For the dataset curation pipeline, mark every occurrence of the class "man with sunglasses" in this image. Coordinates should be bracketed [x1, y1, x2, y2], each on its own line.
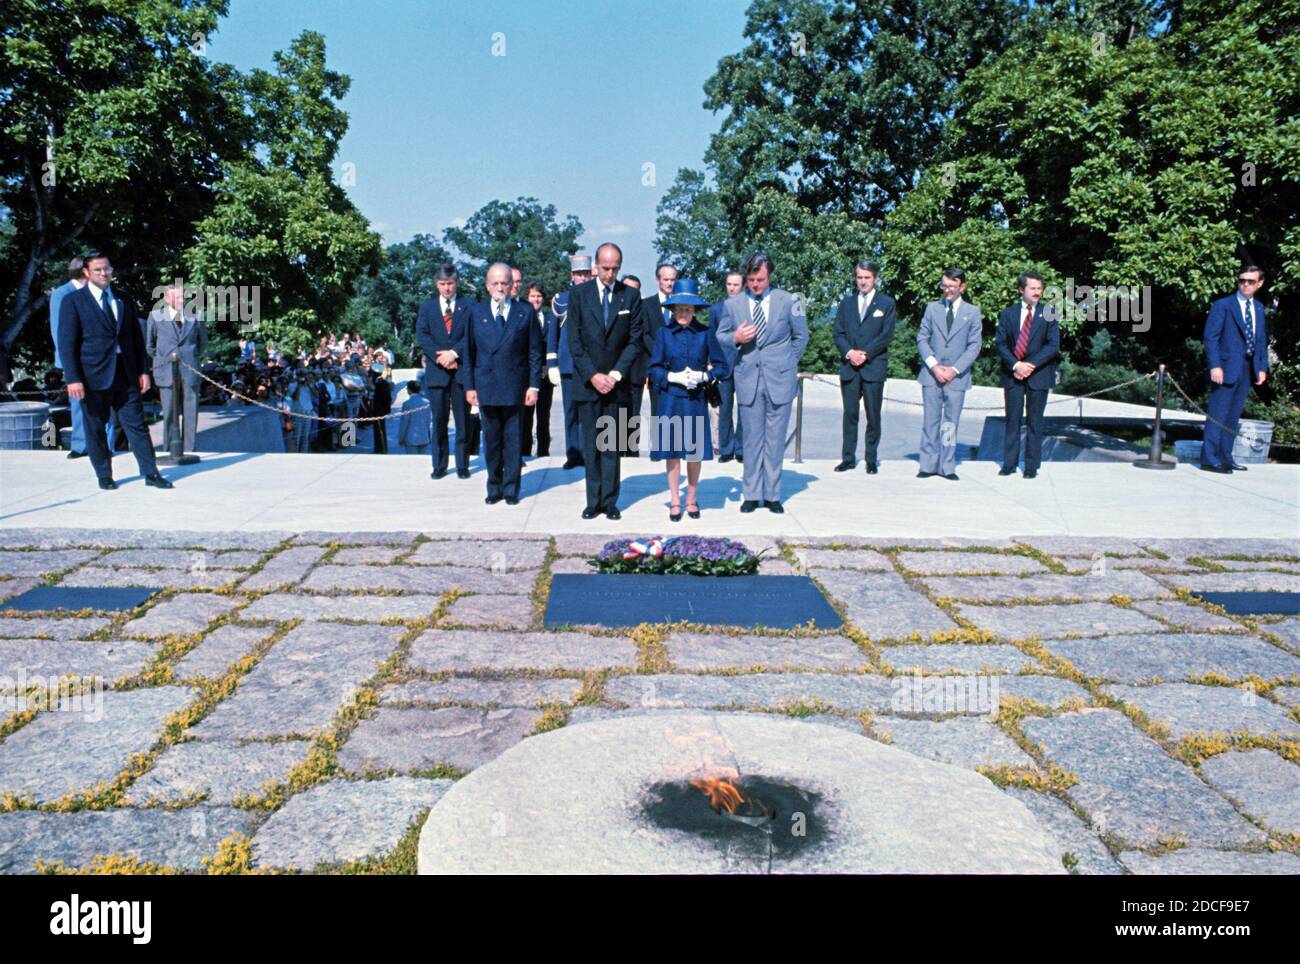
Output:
[1201, 265, 1269, 473]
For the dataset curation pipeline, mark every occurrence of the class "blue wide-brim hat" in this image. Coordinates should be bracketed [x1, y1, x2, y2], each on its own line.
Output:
[661, 278, 710, 308]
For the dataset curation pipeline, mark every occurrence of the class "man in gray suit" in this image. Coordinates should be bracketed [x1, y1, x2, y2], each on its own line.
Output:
[916, 267, 981, 480]
[715, 251, 809, 513]
[145, 281, 208, 453]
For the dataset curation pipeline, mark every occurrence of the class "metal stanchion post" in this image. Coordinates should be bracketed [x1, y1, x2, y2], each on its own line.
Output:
[1133, 363, 1176, 470]
[157, 355, 200, 466]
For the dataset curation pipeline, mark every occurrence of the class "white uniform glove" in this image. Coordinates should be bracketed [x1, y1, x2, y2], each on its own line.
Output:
[667, 370, 690, 387]
[548, 367, 561, 387]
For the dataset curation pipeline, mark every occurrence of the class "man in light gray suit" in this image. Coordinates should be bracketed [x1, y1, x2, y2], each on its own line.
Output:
[145, 281, 208, 453]
[917, 267, 981, 480]
[715, 251, 809, 513]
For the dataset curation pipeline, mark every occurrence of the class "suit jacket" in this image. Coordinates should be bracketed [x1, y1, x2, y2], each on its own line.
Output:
[917, 298, 982, 391]
[415, 296, 474, 389]
[145, 307, 209, 389]
[832, 289, 897, 382]
[1204, 294, 1268, 385]
[634, 293, 671, 382]
[463, 298, 542, 407]
[996, 302, 1060, 391]
[547, 290, 574, 375]
[707, 299, 738, 368]
[714, 289, 809, 407]
[49, 280, 81, 370]
[57, 284, 149, 391]
[565, 279, 644, 404]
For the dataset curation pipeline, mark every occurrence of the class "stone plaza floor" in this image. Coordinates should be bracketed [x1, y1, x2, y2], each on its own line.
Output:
[0, 528, 1298, 874]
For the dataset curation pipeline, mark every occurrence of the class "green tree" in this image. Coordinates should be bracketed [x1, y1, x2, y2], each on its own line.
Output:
[442, 197, 583, 299]
[653, 168, 743, 302]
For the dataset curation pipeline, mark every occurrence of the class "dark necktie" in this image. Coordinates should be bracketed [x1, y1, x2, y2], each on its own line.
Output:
[1014, 306, 1033, 360]
[945, 300, 954, 334]
[1244, 300, 1254, 349]
[859, 294, 868, 323]
[602, 286, 611, 328]
[100, 289, 114, 324]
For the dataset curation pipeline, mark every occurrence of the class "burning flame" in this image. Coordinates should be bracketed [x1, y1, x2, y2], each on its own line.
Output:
[692, 774, 746, 814]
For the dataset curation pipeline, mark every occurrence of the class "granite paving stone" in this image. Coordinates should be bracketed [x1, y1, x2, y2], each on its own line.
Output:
[791, 548, 893, 571]
[550, 556, 595, 575]
[1044, 633, 1300, 683]
[1208, 559, 1300, 572]
[1000, 788, 1124, 875]
[59, 567, 240, 590]
[1144, 538, 1300, 561]
[1019, 709, 1263, 848]
[1119, 850, 1300, 875]
[1060, 557, 1203, 575]
[0, 638, 158, 687]
[956, 602, 1165, 640]
[896, 551, 1047, 575]
[292, 531, 418, 546]
[665, 631, 868, 671]
[1010, 536, 1145, 558]
[0, 550, 101, 576]
[920, 570, 1167, 602]
[0, 529, 288, 550]
[240, 593, 443, 622]
[1100, 683, 1300, 739]
[331, 546, 408, 565]
[0, 686, 193, 804]
[565, 707, 871, 736]
[0, 616, 111, 639]
[1199, 749, 1300, 835]
[121, 593, 242, 638]
[96, 549, 263, 568]
[338, 705, 539, 773]
[408, 539, 549, 569]
[190, 623, 404, 740]
[888, 674, 1087, 713]
[1260, 617, 1300, 650]
[811, 570, 958, 638]
[877, 643, 1039, 674]
[239, 545, 330, 591]
[758, 559, 796, 575]
[1161, 572, 1300, 594]
[0, 806, 259, 874]
[1272, 685, 1300, 707]
[408, 629, 636, 672]
[869, 716, 1035, 770]
[252, 776, 450, 869]
[550, 534, 619, 556]
[1130, 599, 1245, 631]
[124, 739, 312, 805]
[302, 564, 536, 595]
[0, 579, 39, 604]
[382, 677, 584, 707]
[171, 624, 276, 679]
[442, 594, 534, 629]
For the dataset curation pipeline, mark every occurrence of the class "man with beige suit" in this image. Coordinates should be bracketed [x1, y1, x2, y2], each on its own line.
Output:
[916, 267, 981, 480]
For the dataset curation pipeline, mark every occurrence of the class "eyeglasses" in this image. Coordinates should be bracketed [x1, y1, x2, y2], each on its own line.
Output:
[1237, 277, 1262, 285]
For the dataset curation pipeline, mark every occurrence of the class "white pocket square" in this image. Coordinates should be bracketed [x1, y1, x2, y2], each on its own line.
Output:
[873, 309, 884, 317]
[617, 309, 630, 315]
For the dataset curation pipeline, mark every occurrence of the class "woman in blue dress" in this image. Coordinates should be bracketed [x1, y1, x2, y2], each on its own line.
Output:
[647, 278, 732, 520]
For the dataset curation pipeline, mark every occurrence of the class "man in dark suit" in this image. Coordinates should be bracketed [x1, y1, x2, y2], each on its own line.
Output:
[633, 262, 677, 435]
[463, 263, 542, 505]
[547, 255, 593, 469]
[832, 260, 897, 474]
[521, 281, 552, 457]
[567, 242, 644, 519]
[415, 264, 475, 479]
[707, 271, 745, 462]
[1201, 264, 1269, 473]
[996, 271, 1060, 478]
[57, 252, 172, 490]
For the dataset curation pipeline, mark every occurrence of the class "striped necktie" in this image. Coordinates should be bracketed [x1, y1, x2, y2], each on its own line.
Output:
[752, 296, 766, 346]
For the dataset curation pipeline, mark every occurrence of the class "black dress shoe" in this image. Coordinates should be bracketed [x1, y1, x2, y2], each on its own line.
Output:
[739, 500, 759, 513]
[98, 478, 117, 490]
[865, 462, 877, 474]
[766, 500, 784, 514]
[734, 453, 743, 463]
[144, 474, 173, 489]
[562, 457, 583, 469]
[719, 454, 733, 463]
[457, 469, 471, 478]
[604, 508, 621, 521]
[485, 494, 503, 504]
[1023, 469, 1037, 479]
[670, 507, 683, 522]
[998, 467, 1016, 476]
[942, 473, 959, 481]
[536, 449, 550, 458]
[67, 450, 87, 460]
[1200, 463, 1232, 474]
[581, 507, 602, 519]
[505, 497, 520, 506]
[834, 460, 855, 472]
[916, 471, 936, 479]
[432, 468, 448, 479]
[1227, 462, 1248, 471]
[687, 505, 700, 520]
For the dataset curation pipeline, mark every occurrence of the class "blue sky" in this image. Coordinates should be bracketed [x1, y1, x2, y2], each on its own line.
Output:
[210, 0, 752, 280]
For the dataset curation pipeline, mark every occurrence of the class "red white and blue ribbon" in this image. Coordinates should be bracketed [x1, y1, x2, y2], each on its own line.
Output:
[623, 539, 665, 560]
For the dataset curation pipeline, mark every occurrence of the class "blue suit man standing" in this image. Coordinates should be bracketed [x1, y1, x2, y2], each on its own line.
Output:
[707, 270, 745, 462]
[1201, 264, 1269, 473]
[996, 271, 1060, 478]
[714, 251, 809, 513]
[464, 263, 542, 504]
[546, 254, 593, 469]
[49, 256, 98, 458]
[415, 264, 474, 479]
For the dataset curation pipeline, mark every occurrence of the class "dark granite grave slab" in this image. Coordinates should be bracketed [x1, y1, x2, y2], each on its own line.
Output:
[1192, 591, 1300, 616]
[0, 585, 162, 614]
[544, 574, 842, 630]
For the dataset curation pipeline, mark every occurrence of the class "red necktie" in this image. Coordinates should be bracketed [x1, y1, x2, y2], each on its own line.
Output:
[1014, 306, 1033, 360]
[444, 302, 452, 334]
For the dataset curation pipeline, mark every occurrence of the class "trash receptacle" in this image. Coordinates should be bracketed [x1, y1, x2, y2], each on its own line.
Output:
[0, 401, 51, 450]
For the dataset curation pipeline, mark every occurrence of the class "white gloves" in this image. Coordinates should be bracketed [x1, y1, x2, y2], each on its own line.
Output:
[668, 368, 707, 390]
[547, 367, 561, 387]
[667, 370, 691, 387]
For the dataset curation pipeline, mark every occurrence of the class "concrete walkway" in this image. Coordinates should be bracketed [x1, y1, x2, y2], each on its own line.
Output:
[1, 450, 1296, 540]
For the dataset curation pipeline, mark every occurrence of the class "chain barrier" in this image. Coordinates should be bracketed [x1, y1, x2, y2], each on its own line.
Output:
[800, 370, 1158, 410]
[176, 359, 411, 424]
[1163, 371, 1298, 450]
